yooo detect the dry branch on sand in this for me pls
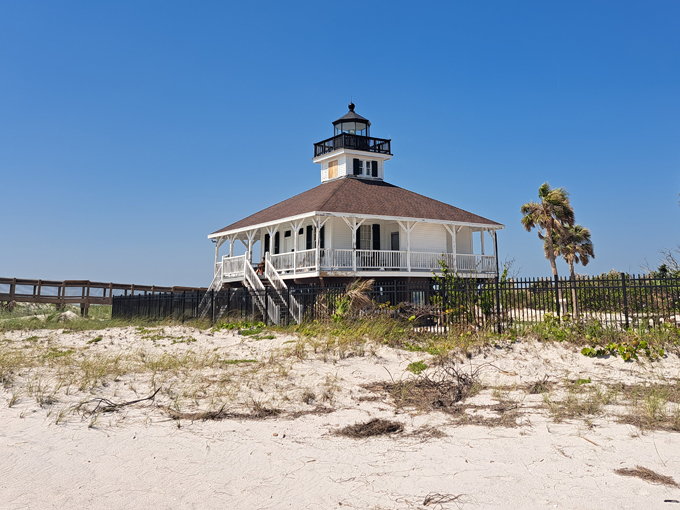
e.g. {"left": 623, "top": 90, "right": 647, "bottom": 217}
{"left": 614, "top": 466, "right": 679, "bottom": 487}
{"left": 74, "top": 387, "right": 161, "bottom": 416}
{"left": 423, "top": 492, "right": 466, "bottom": 507}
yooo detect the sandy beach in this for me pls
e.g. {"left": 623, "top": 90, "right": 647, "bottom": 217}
{"left": 2, "top": 325, "right": 680, "bottom": 509}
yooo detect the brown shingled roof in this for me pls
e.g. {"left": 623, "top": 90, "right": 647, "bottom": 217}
{"left": 210, "top": 177, "right": 503, "bottom": 235}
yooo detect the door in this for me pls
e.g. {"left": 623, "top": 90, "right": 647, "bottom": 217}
{"left": 391, "top": 232, "right": 399, "bottom": 251}
{"left": 391, "top": 232, "right": 400, "bottom": 270}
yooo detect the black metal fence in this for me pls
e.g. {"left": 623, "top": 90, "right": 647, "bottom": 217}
{"left": 111, "top": 275, "right": 680, "bottom": 331}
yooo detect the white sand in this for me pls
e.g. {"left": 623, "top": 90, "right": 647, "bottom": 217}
{"left": 1, "top": 326, "right": 680, "bottom": 509}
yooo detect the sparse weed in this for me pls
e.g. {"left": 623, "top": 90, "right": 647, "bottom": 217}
{"left": 407, "top": 361, "right": 428, "bottom": 375}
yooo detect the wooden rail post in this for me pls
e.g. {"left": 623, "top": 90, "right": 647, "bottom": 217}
{"left": 81, "top": 281, "right": 91, "bottom": 317}
{"left": 59, "top": 281, "right": 66, "bottom": 310}
{"left": 622, "top": 273, "right": 629, "bottom": 329}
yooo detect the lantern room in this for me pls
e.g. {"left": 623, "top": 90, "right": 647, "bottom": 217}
{"left": 333, "top": 102, "right": 371, "bottom": 136}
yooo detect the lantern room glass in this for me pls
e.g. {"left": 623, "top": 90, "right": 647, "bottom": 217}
{"left": 334, "top": 121, "right": 369, "bottom": 137}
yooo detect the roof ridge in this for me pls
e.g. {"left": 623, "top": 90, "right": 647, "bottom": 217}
{"left": 316, "top": 177, "right": 350, "bottom": 212}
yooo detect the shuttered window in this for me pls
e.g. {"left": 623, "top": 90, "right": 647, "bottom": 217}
{"left": 264, "top": 234, "right": 270, "bottom": 253}
{"left": 274, "top": 232, "right": 280, "bottom": 254}
{"left": 371, "top": 161, "right": 378, "bottom": 177}
{"left": 353, "top": 158, "right": 361, "bottom": 175}
{"left": 358, "top": 225, "right": 372, "bottom": 250}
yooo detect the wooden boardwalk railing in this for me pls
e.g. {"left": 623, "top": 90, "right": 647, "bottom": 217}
{"left": 0, "top": 277, "right": 207, "bottom": 316}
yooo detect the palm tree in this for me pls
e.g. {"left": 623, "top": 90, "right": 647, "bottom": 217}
{"left": 544, "top": 224, "right": 594, "bottom": 317}
{"left": 521, "top": 182, "right": 575, "bottom": 279}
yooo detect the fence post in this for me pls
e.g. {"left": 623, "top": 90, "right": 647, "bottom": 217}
{"left": 553, "top": 274, "right": 560, "bottom": 320}
{"left": 211, "top": 289, "right": 216, "bottom": 323}
{"left": 494, "top": 276, "right": 501, "bottom": 333}
{"left": 622, "top": 273, "right": 629, "bottom": 329}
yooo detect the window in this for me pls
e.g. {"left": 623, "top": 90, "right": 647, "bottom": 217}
{"left": 359, "top": 225, "right": 372, "bottom": 250}
{"left": 303, "top": 225, "right": 325, "bottom": 250}
{"left": 353, "top": 158, "right": 378, "bottom": 177}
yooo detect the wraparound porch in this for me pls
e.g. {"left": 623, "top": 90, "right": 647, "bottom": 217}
{"left": 217, "top": 249, "right": 496, "bottom": 283}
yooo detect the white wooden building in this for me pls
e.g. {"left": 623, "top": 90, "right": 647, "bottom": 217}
{"left": 205, "top": 104, "right": 504, "bottom": 320}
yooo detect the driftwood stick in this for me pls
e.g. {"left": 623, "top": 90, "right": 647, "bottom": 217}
{"left": 79, "top": 387, "right": 161, "bottom": 415}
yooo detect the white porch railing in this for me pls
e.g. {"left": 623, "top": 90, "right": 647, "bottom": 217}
{"left": 320, "top": 248, "right": 354, "bottom": 269}
{"left": 319, "top": 249, "right": 408, "bottom": 270}
{"left": 222, "top": 255, "right": 246, "bottom": 279}
{"left": 270, "top": 249, "right": 317, "bottom": 274}
{"left": 410, "top": 252, "right": 456, "bottom": 271}
{"left": 295, "top": 249, "right": 316, "bottom": 271}
{"left": 270, "top": 252, "right": 294, "bottom": 272}
{"left": 223, "top": 250, "right": 495, "bottom": 283}
{"left": 457, "top": 254, "right": 496, "bottom": 273}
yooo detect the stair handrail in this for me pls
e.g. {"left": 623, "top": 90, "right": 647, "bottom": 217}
{"left": 243, "top": 259, "right": 271, "bottom": 320}
{"left": 267, "top": 294, "right": 281, "bottom": 326}
{"left": 198, "top": 262, "right": 224, "bottom": 318}
{"left": 264, "top": 253, "right": 303, "bottom": 324}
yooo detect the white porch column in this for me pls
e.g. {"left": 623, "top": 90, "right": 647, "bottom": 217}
{"left": 313, "top": 216, "right": 329, "bottom": 272}
{"left": 289, "top": 220, "right": 303, "bottom": 275}
{"left": 481, "top": 229, "right": 486, "bottom": 256}
{"left": 343, "top": 217, "right": 366, "bottom": 272}
{"left": 443, "top": 224, "right": 461, "bottom": 273}
{"left": 265, "top": 225, "right": 279, "bottom": 256}
{"left": 397, "top": 221, "right": 416, "bottom": 273}
{"left": 214, "top": 237, "right": 226, "bottom": 275}
{"left": 241, "top": 230, "right": 257, "bottom": 264}
{"left": 228, "top": 236, "right": 235, "bottom": 257}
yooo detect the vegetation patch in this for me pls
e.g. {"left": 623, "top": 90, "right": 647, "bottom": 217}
{"left": 543, "top": 383, "right": 614, "bottom": 423}
{"left": 527, "top": 376, "right": 552, "bottom": 394}
{"left": 406, "top": 360, "right": 428, "bottom": 374}
{"left": 581, "top": 340, "right": 664, "bottom": 361}
{"left": 336, "top": 418, "right": 403, "bottom": 438}
{"left": 368, "top": 359, "right": 482, "bottom": 414}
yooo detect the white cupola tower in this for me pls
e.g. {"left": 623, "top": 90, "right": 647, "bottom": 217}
{"left": 313, "top": 103, "right": 392, "bottom": 183}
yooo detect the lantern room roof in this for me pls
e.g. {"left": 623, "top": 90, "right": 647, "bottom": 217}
{"left": 332, "top": 102, "right": 371, "bottom": 126}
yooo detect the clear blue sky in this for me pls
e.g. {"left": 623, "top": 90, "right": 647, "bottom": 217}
{"left": 1, "top": 1, "right": 679, "bottom": 286}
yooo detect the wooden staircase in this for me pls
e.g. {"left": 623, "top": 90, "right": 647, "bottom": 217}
{"left": 199, "top": 254, "right": 303, "bottom": 324}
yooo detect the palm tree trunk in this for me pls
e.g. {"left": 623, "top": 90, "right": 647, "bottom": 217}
{"left": 569, "top": 260, "right": 579, "bottom": 319}
{"left": 545, "top": 225, "right": 563, "bottom": 311}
